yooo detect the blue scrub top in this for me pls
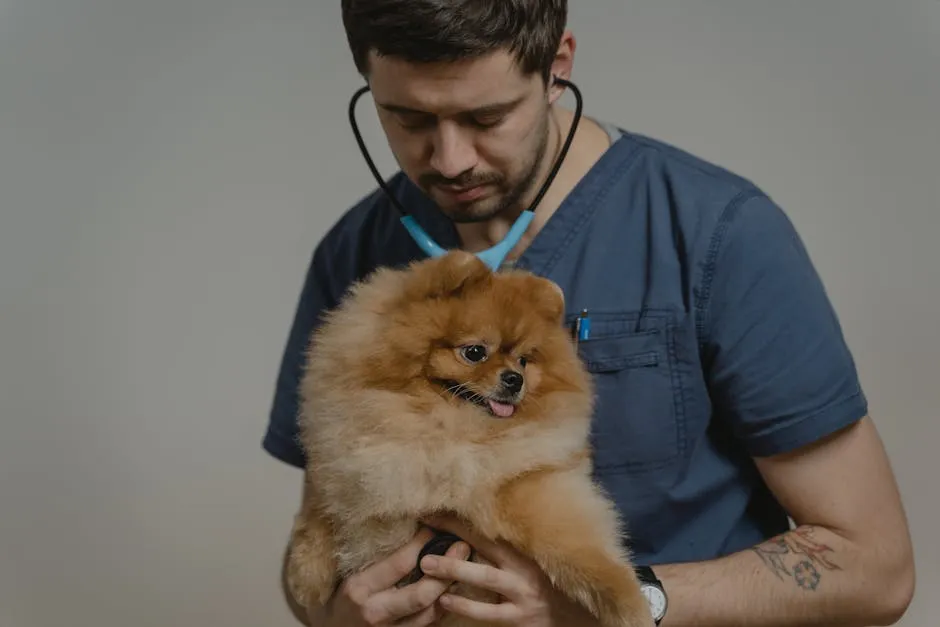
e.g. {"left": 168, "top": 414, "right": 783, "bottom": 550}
{"left": 262, "top": 124, "right": 868, "bottom": 566}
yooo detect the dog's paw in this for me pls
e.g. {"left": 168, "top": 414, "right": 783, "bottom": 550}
{"left": 591, "top": 570, "right": 656, "bottom": 627}
{"left": 543, "top": 555, "right": 654, "bottom": 627}
{"left": 286, "top": 519, "right": 337, "bottom": 609}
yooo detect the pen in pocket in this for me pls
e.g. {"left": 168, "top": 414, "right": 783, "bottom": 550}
{"left": 573, "top": 308, "right": 591, "bottom": 345}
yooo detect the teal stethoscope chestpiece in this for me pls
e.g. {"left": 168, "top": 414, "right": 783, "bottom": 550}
{"left": 400, "top": 210, "right": 535, "bottom": 271}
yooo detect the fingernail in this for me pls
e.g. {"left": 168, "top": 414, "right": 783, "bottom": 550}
{"left": 421, "top": 555, "right": 439, "bottom": 571}
{"left": 456, "top": 543, "right": 471, "bottom": 559}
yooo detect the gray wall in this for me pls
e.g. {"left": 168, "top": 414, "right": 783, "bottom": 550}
{"left": 1, "top": 1, "right": 936, "bottom": 625}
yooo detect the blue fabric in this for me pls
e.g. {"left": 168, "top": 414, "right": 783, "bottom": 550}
{"left": 262, "top": 128, "right": 868, "bottom": 566}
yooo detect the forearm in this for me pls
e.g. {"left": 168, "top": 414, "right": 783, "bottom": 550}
{"left": 654, "top": 524, "right": 909, "bottom": 627}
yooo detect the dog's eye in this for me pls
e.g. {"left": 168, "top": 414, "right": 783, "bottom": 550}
{"left": 519, "top": 356, "right": 528, "bottom": 368}
{"left": 460, "top": 345, "right": 488, "bottom": 363}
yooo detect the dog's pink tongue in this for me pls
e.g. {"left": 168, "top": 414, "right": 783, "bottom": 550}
{"left": 487, "top": 399, "right": 515, "bottom": 418}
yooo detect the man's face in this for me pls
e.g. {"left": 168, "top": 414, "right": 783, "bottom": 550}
{"left": 365, "top": 50, "right": 552, "bottom": 223}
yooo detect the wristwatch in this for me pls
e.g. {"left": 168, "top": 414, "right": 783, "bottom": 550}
{"left": 636, "top": 565, "right": 668, "bottom": 625}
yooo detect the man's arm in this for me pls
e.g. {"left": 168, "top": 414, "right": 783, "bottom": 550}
{"left": 654, "top": 415, "right": 915, "bottom": 627}
{"left": 656, "top": 192, "right": 916, "bottom": 626}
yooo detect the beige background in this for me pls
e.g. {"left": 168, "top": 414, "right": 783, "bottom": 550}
{"left": 1, "top": 1, "right": 937, "bottom": 625}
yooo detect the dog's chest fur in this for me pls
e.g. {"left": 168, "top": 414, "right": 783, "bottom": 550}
{"left": 307, "top": 405, "right": 590, "bottom": 576}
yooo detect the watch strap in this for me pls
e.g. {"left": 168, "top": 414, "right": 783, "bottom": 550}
{"left": 635, "top": 564, "right": 660, "bottom": 585}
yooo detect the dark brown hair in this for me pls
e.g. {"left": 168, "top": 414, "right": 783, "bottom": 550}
{"left": 341, "top": 0, "right": 568, "bottom": 82}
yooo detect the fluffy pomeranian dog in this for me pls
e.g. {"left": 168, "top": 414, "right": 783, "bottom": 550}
{"left": 286, "top": 250, "right": 652, "bottom": 627}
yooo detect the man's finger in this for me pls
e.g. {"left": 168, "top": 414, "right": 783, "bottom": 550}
{"left": 421, "top": 515, "right": 515, "bottom": 567}
{"left": 419, "top": 551, "right": 524, "bottom": 600}
{"left": 354, "top": 525, "right": 437, "bottom": 595}
{"left": 393, "top": 601, "right": 444, "bottom": 627}
{"left": 440, "top": 590, "right": 520, "bottom": 624}
{"left": 362, "top": 541, "right": 471, "bottom": 623}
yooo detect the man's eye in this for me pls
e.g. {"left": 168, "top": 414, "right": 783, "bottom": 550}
{"left": 397, "top": 114, "right": 434, "bottom": 129}
{"left": 470, "top": 116, "right": 504, "bottom": 129}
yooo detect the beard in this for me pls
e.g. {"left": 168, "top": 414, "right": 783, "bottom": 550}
{"left": 416, "top": 109, "right": 552, "bottom": 224}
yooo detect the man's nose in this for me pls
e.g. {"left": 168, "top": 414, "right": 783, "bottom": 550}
{"left": 428, "top": 123, "right": 477, "bottom": 180}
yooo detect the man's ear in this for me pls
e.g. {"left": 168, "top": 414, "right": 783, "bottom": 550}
{"left": 548, "top": 29, "right": 576, "bottom": 105}
{"left": 403, "top": 250, "right": 492, "bottom": 301}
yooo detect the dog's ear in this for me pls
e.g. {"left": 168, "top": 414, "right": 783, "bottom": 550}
{"left": 403, "top": 250, "right": 492, "bottom": 301}
{"left": 528, "top": 276, "right": 566, "bottom": 324}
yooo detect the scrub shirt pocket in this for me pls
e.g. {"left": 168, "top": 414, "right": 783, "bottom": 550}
{"left": 572, "top": 312, "right": 685, "bottom": 472}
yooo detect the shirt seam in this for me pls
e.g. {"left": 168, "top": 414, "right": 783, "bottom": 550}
{"left": 537, "top": 139, "right": 645, "bottom": 277}
{"left": 694, "top": 189, "right": 765, "bottom": 351}
{"left": 743, "top": 389, "right": 868, "bottom": 457}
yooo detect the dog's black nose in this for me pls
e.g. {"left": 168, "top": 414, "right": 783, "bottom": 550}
{"left": 500, "top": 370, "right": 524, "bottom": 394}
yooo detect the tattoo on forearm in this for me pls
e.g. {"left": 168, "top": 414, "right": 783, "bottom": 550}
{"left": 751, "top": 526, "right": 841, "bottom": 591}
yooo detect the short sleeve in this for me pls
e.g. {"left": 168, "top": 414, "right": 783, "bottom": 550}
{"left": 262, "top": 241, "right": 339, "bottom": 469}
{"left": 700, "top": 193, "right": 868, "bottom": 457}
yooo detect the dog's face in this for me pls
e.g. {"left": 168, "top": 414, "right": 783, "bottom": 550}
{"left": 429, "top": 339, "right": 530, "bottom": 419}
{"left": 361, "top": 250, "right": 591, "bottom": 427}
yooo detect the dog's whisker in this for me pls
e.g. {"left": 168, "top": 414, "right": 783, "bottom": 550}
{"left": 435, "top": 379, "right": 526, "bottom": 416}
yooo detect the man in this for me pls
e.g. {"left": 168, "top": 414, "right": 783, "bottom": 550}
{"left": 262, "top": 1, "right": 916, "bottom": 625}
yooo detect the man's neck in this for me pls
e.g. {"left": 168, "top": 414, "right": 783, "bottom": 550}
{"left": 455, "top": 107, "right": 612, "bottom": 262}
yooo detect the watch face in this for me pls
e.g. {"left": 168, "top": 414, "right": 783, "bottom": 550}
{"left": 641, "top": 584, "right": 667, "bottom": 620}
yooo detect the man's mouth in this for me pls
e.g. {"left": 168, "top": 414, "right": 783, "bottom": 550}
{"left": 438, "top": 184, "right": 488, "bottom": 203}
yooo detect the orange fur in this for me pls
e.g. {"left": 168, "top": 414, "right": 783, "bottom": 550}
{"left": 286, "top": 250, "right": 653, "bottom": 627}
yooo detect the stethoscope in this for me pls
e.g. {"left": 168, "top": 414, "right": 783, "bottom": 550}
{"left": 347, "top": 75, "right": 584, "bottom": 271}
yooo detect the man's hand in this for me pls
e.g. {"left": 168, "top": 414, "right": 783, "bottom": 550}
{"left": 417, "top": 516, "right": 601, "bottom": 627}
{"left": 305, "top": 526, "right": 471, "bottom": 627}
